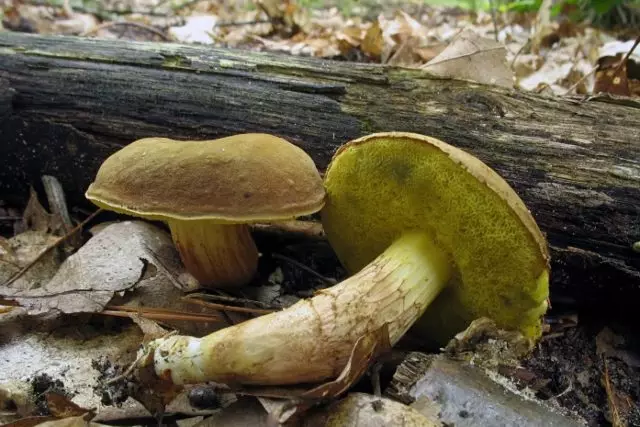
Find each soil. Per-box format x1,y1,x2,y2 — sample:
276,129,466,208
522,316,640,427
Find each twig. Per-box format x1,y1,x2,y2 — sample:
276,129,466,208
181,295,276,315
611,35,640,80
100,309,222,323
564,66,598,96
2,209,103,288
188,292,281,310
0,216,20,221
510,39,531,70
106,304,221,317
215,19,272,27
488,0,499,42
271,253,337,285
81,21,170,40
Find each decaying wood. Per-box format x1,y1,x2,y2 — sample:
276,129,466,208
385,352,585,427
0,32,639,313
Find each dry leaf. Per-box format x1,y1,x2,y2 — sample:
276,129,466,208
0,230,62,292
421,29,513,88
594,55,630,96
45,392,90,419
361,20,383,58
192,398,270,427
1,221,180,316
31,414,108,427
20,188,54,235
1,416,58,427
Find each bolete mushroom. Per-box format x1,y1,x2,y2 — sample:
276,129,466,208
133,132,549,389
85,133,325,289
321,132,550,347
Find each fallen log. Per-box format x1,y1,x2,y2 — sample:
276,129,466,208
0,32,639,314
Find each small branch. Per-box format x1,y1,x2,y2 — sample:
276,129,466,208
563,65,598,95
611,35,640,79
101,307,223,323
181,295,276,315
215,19,272,27
188,292,282,310
0,216,20,221
2,209,102,288
488,0,499,42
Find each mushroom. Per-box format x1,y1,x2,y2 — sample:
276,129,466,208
321,132,550,347
85,133,325,289
134,132,549,388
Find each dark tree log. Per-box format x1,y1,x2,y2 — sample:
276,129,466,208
1,32,639,314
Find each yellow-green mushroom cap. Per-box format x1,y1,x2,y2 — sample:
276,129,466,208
85,133,325,222
86,133,325,288
321,132,550,346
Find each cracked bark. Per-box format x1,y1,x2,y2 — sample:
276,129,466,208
0,32,639,315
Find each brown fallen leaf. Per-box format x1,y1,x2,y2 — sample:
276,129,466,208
361,20,384,59
29,413,108,427
1,416,58,427
421,29,513,88
1,221,184,316
594,55,631,96
45,392,91,419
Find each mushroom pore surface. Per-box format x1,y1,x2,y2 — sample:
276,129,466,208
321,132,549,346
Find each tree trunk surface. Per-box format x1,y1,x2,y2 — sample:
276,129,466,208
1,32,639,314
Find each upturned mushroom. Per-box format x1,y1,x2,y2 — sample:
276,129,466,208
321,132,550,347
85,133,325,289
134,132,549,388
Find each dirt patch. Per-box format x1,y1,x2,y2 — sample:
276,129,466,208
522,318,640,426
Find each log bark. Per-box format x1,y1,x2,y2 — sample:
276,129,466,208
1,32,639,314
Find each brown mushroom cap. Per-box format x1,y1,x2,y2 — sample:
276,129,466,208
85,133,325,223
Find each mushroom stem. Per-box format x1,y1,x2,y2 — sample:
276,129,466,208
167,220,258,288
140,232,451,386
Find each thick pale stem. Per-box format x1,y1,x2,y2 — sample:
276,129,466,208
145,232,451,386
167,219,258,288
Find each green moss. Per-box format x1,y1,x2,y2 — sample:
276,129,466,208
161,55,191,69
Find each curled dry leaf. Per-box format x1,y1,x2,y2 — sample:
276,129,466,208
421,29,513,88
